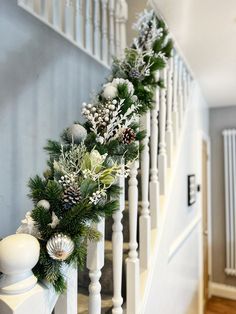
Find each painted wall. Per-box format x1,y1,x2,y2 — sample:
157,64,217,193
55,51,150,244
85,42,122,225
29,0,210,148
209,106,236,286
0,0,109,237
143,84,209,314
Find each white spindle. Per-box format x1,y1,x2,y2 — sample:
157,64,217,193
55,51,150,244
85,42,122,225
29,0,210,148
158,68,167,195
115,1,121,57
108,0,115,64
52,0,62,30
87,219,105,314
172,54,179,146
166,57,173,168
182,68,188,111
177,59,184,129
149,72,160,230
112,164,125,314
40,0,50,20
85,0,93,52
101,0,109,63
75,0,84,45
26,0,34,10
54,266,78,314
140,112,151,270
119,0,128,53
126,160,140,314
94,0,101,58
64,0,74,38
33,0,41,14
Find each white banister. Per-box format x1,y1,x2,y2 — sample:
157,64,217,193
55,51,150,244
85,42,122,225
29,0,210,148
75,0,84,45
101,0,109,63
140,112,151,270
126,160,140,314
64,0,74,38
115,1,121,57
177,58,184,129
172,53,179,146
166,57,173,168
94,0,101,58
182,67,187,112
52,0,62,30
158,68,167,195
149,72,160,230
85,0,93,52
54,266,78,314
87,219,105,314
109,0,116,64
119,0,128,53
112,165,125,314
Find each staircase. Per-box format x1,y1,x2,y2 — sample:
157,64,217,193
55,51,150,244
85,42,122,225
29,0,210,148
0,1,194,314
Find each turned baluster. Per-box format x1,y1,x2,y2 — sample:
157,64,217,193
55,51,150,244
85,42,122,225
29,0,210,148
85,0,93,52
182,67,188,112
112,162,125,314
140,112,151,270
178,58,184,129
166,57,174,168
108,0,115,64
94,0,101,58
150,71,160,229
75,0,84,45
172,53,179,146
87,220,105,314
52,0,62,30
64,0,74,38
158,68,167,195
119,0,128,54
101,0,109,63
115,0,121,57
126,160,140,314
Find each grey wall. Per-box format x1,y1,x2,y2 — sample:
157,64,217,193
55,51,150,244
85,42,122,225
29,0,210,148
210,106,236,286
0,0,108,237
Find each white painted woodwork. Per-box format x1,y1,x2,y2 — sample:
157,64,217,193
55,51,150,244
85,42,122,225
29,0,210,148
166,57,174,168
112,167,125,314
115,0,121,57
126,160,140,314
158,68,167,195
140,112,151,270
54,266,78,314
177,58,184,129
149,71,160,230
94,0,101,58
85,0,93,52
101,0,109,63
52,0,62,30
182,68,187,112
119,0,128,53
64,0,74,38
87,219,105,314
108,0,115,64
75,0,83,45
172,53,179,147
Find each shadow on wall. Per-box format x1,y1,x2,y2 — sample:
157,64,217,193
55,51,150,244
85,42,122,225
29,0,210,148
0,0,109,237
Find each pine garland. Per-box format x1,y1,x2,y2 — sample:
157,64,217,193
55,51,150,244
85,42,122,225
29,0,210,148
15,9,173,293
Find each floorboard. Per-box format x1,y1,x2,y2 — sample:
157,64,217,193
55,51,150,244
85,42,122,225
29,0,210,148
206,297,236,314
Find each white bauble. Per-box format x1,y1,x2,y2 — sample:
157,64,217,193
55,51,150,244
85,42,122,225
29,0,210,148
103,85,118,99
37,199,50,211
67,124,87,144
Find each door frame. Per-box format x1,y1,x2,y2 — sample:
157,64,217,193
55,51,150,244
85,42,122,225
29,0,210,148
198,131,212,314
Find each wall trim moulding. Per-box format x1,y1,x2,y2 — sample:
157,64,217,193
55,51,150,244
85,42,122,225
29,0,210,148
210,282,236,301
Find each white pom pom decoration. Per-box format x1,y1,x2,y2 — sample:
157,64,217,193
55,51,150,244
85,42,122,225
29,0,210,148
103,85,118,99
37,200,50,211
67,124,87,144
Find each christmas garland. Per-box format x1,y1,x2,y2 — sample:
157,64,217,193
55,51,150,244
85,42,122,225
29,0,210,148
16,10,173,293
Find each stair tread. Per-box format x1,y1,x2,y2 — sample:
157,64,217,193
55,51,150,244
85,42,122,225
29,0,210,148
78,287,112,314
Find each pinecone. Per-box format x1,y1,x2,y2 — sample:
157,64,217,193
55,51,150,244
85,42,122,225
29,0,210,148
63,186,81,210
122,128,136,144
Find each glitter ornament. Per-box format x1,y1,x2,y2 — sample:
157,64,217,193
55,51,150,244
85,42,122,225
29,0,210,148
46,233,74,261
37,200,50,211
67,124,87,144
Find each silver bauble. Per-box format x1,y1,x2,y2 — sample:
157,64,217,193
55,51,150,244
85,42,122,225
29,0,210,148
37,200,50,211
46,233,74,261
67,124,87,144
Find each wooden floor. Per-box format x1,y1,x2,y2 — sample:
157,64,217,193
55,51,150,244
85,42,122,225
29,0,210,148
206,297,236,314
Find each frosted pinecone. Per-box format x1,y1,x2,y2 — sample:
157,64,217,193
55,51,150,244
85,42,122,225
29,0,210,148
122,128,136,144
63,186,81,210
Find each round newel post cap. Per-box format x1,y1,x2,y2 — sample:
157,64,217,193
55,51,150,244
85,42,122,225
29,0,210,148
0,234,40,295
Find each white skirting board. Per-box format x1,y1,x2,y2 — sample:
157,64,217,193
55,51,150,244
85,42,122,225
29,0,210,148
209,282,236,301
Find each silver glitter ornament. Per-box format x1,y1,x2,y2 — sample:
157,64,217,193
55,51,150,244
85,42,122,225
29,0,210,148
46,233,74,261
67,124,87,144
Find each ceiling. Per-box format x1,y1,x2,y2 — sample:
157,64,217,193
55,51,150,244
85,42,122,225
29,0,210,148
152,0,236,107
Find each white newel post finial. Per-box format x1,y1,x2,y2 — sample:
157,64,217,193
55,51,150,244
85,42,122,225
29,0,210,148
0,234,40,295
